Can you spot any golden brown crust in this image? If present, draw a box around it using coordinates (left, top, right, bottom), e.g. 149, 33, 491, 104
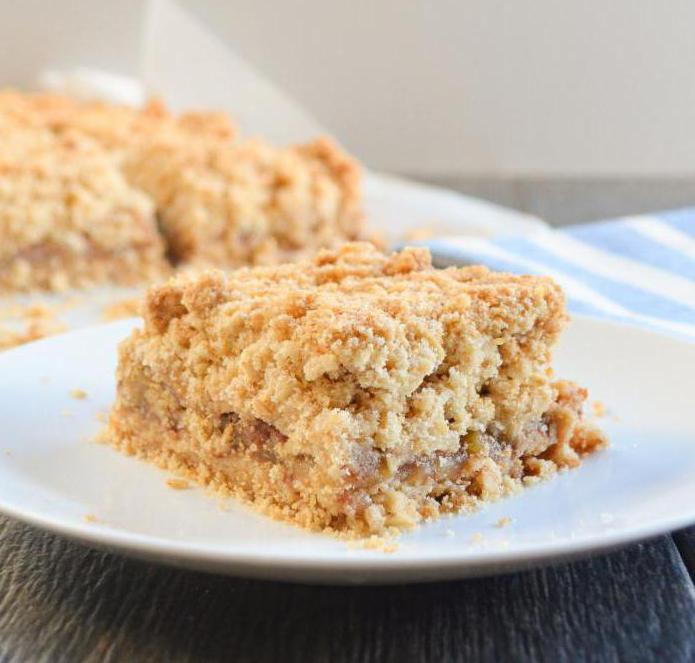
107, 244, 607, 535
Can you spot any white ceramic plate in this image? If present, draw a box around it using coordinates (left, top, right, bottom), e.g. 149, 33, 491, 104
0, 316, 692, 584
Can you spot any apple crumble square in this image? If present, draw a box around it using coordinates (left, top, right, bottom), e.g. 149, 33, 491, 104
0, 90, 365, 292
0, 129, 168, 292
106, 243, 607, 535
0, 90, 235, 158
125, 135, 364, 267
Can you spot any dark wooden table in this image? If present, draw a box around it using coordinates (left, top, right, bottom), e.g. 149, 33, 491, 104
1, 180, 694, 662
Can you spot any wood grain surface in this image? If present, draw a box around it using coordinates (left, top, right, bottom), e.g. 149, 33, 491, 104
0, 517, 693, 663
1, 180, 693, 663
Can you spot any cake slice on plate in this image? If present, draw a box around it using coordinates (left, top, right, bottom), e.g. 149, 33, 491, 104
107, 243, 606, 535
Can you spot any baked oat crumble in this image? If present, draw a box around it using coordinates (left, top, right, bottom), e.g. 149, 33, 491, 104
106, 243, 607, 536
166, 478, 191, 490
0, 300, 72, 350
0, 90, 365, 293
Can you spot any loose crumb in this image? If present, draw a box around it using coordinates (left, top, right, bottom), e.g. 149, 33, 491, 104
59, 296, 83, 311
104, 243, 607, 537
92, 427, 110, 445
0, 302, 69, 351
96, 411, 109, 423
403, 226, 435, 242
471, 532, 484, 544
166, 478, 191, 490
495, 517, 512, 528
0, 302, 56, 321
592, 401, 606, 417
0, 318, 68, 351
23, 303, 55, 320
347, 535, 399, 553
70, 388, 88, 400
83, 513, 99, 523
0, 303, 25, 320
101, 296, 142, 322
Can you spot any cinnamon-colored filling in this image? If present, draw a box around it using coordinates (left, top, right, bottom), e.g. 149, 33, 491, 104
215, 381, 583, 496
219, 412, 288, 462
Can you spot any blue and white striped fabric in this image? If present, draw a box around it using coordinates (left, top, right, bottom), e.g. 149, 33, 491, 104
422, 208, 695, 341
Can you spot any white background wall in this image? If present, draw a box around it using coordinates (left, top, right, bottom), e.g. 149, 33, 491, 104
183, 0, 695, 177
0, 0, 144, 84
3, 0, 695, 177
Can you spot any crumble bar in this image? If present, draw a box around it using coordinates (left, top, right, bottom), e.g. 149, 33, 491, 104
107, 243, 607, 535
0, 90, 365, 291
125, 135, 364, 267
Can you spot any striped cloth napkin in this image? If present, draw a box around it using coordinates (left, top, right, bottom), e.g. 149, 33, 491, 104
420, 208, 695, 341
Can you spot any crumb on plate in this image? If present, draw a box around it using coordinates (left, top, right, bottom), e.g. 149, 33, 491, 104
592, 400, 606, 417
403, 226, 436, 242
0, 317, 68, 351
166, 478, 191, 490
101, 296, 142, 321
347, 535, 399, 554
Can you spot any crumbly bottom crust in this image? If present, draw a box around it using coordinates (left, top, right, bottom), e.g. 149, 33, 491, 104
106, 382, 606, 537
